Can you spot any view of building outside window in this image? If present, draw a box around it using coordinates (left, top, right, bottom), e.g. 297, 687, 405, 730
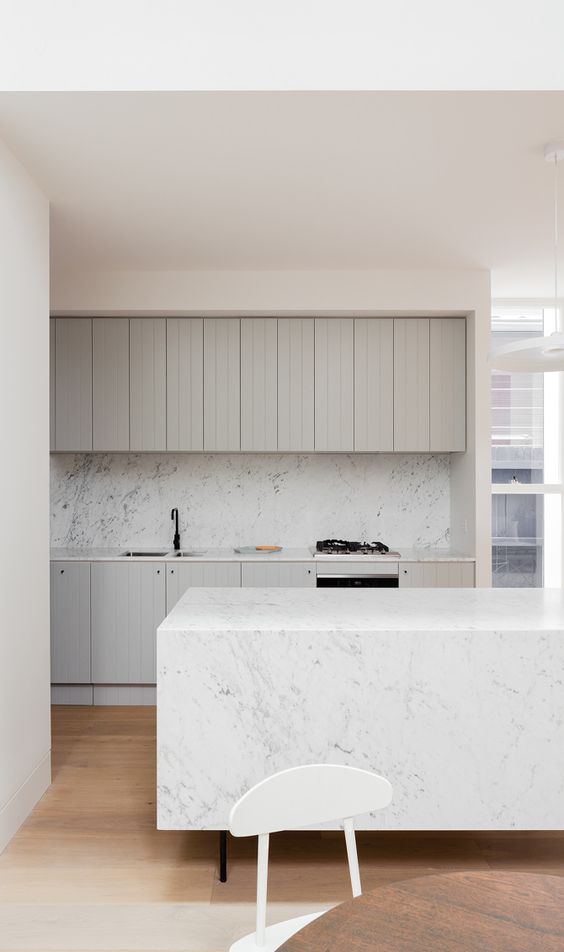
491, 306, 561, 587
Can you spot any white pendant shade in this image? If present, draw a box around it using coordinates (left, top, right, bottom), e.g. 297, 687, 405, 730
489, 141, 564, 373
490, 331, 564, 372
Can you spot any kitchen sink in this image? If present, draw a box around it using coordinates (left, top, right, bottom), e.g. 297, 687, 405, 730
123, 550, 169, 557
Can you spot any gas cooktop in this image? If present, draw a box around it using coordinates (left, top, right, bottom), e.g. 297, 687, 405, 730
314, 539, 401, 557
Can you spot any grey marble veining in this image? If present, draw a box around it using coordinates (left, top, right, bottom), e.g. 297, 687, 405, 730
50, 453, 450, 549
157, 588, 564, 831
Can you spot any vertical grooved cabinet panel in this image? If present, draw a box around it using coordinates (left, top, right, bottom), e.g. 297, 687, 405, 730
91, 562, 165, 684
241, 563, 315, 587
130, 318, 166, 450
92, 319, 130, 450
241, 318, 278, 450
55, 318, 92, 450
203, 319, 240, 451
50, 562, 91, 683
354, 319, 394, 451
277, 318, 314, 451
166, 562, 241, 613
314, 318, 354, 451
399, 561, 475, 587
430, 318, 466, 451
393, 319, 430, 451
166, 318, 204, 450
49, 320, 56, 450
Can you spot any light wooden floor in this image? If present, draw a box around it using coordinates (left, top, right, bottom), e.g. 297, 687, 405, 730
1, 706, 564, 950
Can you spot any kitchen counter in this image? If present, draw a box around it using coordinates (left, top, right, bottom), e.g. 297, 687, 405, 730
157, 587, 564, 831
159, 586, 564, 632
50, 546, 475, 563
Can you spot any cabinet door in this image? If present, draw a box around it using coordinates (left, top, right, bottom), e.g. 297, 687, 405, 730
130, 318, 166, 451
241, 318, 278, 451
314, 318, 354, 451
393, 319, 430, 452
430, 318, 466, 451
55, 318, 92, 451
241, 562, 315, 587
399, 562, 475, 587
93, 319, 130, 450
354, 319, 394, 451
50, 320, 56, 451
277, 318, 314, 451
91, 562, 166, 683
167, 318, 204, 450
203, 319, 240, 451
50, 562, 91, 683
166, 562, 241, 613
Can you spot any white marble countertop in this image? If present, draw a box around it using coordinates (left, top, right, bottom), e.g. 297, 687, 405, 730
50, 545, 475, 563
159, 586, 564, 633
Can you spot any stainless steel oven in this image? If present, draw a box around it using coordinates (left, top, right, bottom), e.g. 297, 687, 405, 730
315, 561, 399, 588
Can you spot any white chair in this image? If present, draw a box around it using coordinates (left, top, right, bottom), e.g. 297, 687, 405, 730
228, 763, 393, 951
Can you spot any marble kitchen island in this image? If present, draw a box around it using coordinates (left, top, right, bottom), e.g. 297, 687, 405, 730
157, 587, 564, 832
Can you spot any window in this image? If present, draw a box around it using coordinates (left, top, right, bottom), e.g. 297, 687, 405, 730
491, 306, 562, 587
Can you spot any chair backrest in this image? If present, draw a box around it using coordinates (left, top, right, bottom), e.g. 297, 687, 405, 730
229, 763, 393, 836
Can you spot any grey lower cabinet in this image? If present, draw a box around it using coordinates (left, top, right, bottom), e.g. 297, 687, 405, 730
50, 562, 91, 683
399, 561, 475, 587
241, 562, 315, 587
166, 561, 241, 613
91, 561, 166, 683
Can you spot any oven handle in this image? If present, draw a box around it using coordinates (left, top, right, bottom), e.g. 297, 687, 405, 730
318, 573, 400, 580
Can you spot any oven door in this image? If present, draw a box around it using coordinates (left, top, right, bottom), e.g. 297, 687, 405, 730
316, 573, 399, 588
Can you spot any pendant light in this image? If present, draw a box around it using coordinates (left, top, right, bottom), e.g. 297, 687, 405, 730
490, 141, 564, 372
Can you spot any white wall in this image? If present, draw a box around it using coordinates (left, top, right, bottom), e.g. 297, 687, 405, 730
52, 267, 491, 584
0, 140, 50, 851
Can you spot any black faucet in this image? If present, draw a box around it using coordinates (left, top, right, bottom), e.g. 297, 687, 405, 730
171, 508, 180, 550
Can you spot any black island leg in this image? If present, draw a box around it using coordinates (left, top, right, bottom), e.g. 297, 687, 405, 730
219, 830, 228, 882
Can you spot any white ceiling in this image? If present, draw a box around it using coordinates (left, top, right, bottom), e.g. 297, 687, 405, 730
1, 91, 564, 298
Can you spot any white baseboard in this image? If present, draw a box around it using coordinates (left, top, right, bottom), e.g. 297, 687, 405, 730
0, 751, 51, 853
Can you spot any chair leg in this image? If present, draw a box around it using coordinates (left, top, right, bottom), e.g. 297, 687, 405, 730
344, 817, 362, 897
219, 830, 228, 883
255, 832, 270, 947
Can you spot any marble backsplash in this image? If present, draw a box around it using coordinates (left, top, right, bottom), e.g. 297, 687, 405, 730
50, 453, 451, 549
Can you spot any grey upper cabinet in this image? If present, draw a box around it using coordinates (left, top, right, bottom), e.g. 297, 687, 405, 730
54, 318, 93, 451
51, 316, 467, 455
166, 318, 204, 450
354, 319, 394, 451
91, 561, 166, 684
393, 319, 430, 452
166, 561, 241, 613
277, 318, 314, 451
430, 318, 466, 452
130, 318, 166, 451
315, 318, 354, 451
203, 319, 240, 451
241, 318, 278, 451
93, 319, 130, 451
50, 561, 91, 683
